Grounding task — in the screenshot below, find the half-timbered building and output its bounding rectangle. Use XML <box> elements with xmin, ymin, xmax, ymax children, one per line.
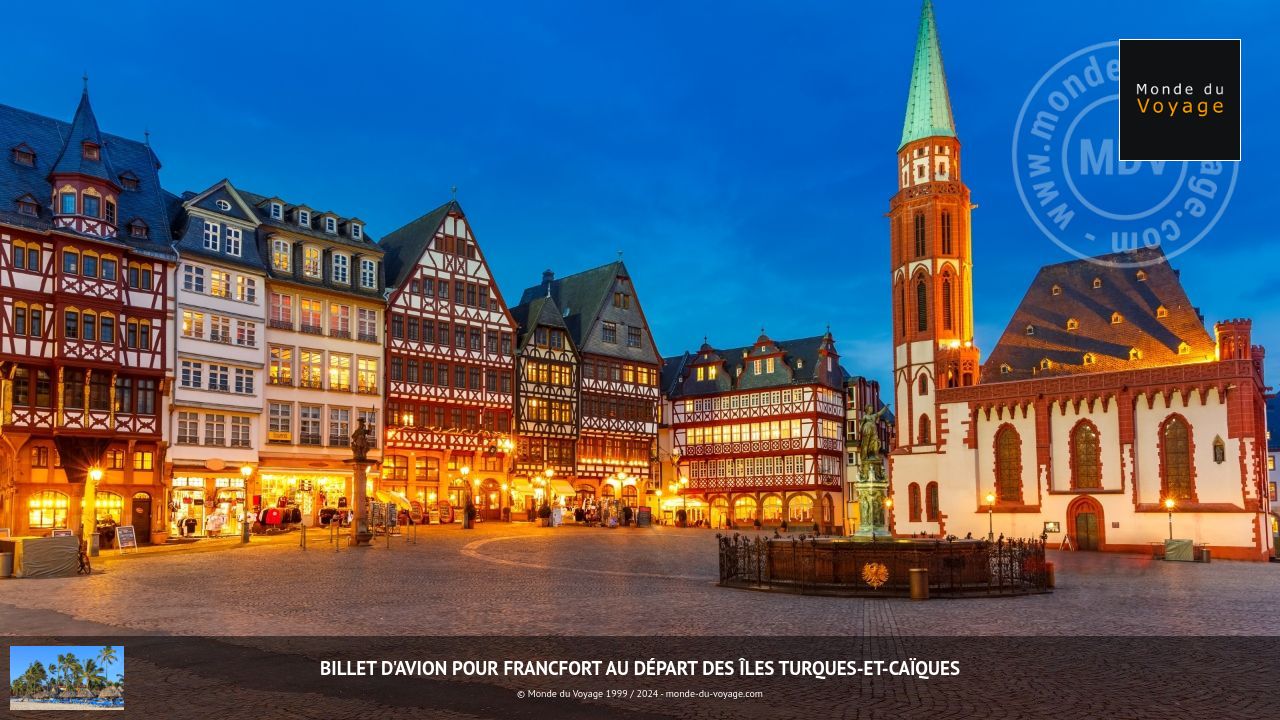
<box><xmin>165</xmin><ymin>180</ymin><xmax>267</xmax><ymax>537</ymax></box>
<box><xmin>517</xmin><ymin>262</ymin><xmax>661</xmax><ymax>509</ymax></box>
<box><xmin>510</xmin><ymin>288</ymin><xmax>579</xmax><ymax>512</ymax></box>
<box><xmin>662</xmin><ymin>332</ymin><xmax>846</xmax><ymax>531</ymax></box>
<box><xmin>886</xmin><ymin>1</ymin><xmax>1272</xmax><ymax>559</ymax></box>
<box><xmin>251</xmin><ymin>190</ymin><xmax>384</xmax><ymax>525</ymax></box>
<box><xmin>379</xmin><ymin>201</ymin><xmax>516</xmax><ymax>520</ymax></box>
<box><xmin>0</xmin><ymin>89</ymin><xmax>175</xmax><ymax>542</ymax></box>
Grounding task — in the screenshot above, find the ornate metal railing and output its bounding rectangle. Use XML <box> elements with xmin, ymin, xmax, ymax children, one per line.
<box><xmin>716</xmin><ymin>534</ymin><xmax>1049</xmax><ymax>597</ymax></box>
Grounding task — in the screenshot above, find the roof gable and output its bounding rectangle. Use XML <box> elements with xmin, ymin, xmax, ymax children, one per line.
<box><xmin>379</xmin><ymin>201</ymin><xmax>454</xmax><ymax>291</ymax></box>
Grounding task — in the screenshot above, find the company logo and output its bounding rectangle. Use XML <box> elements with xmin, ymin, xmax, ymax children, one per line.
<box><xmin>1012</xmin><ymin>42</ymin><xmax>1237</xmax><ymax>268</ymax></box>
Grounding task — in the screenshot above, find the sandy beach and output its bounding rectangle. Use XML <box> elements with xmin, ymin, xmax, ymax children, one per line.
<box><xmin>9</xmin><ymin>700</ymin><xmax>123</xmax><ymax>711</ymax></box>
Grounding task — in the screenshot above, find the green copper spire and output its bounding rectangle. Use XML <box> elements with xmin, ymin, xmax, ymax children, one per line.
<box><xmin>899</xmin><ymin>0</ymin><xmax>956</xmax><ymax>150</ymax></box>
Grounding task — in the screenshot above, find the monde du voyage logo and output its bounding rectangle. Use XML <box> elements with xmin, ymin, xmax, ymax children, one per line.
<box><xmin>1013</xmin><ymin>40</ymin><xmax>1240</xmax><ymax>268</ymax></box>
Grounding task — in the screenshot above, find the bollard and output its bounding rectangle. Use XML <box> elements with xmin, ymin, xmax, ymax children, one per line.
<box><xmin>909</xmin><ymin>568</ymin><xmax>929</xmax><ymax>600</ymax></box>
<box><xmin>299</xmin><ymin>525</ymin><xmax>307</xmax><ymax>551</ymax></box>
<box><xmin>1045</xmin><ymin>561</ymin><xmax>1055</xmax><ymax>588</ymax></box>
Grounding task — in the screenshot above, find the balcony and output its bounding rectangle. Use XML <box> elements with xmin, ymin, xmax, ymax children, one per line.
<box><xmin>299</xmin><ymin>434</ymin><xmax>323</xmax><ymax>446</ymax></box>
<box><xmin>299</xmin><ymin>377</ymin><xmax>324</xmax><ymax>390</ymax></box>
<box><xmin>330</xmin><ymin>329</ymin><xmax>351</xmax><ymax>340</ymax></box>
<box><xmin>358</xmin><ymin>332</ymin><xmax>378</xmax><ymax>343</ymax></box>
<box><xmin>268</xmin><ymin>319</ymin><xmax>294</xmax><ymax>331</ymax></box>
<box><xmin>328</xmin><ymin>436</ymin><xmax>351</xmax><ymax>447</ymax></box>
<box><xmin>209</xmin><ymin>332</ymin><xmax>232</xmax><ymax>345</ymax></box>
<box><xmin>357</xmin><ymin>384</ymin><xmax>379</xmax><ymax>395</ymax></box>
<box><xmin>300</xmin><ymin>324</ymin><xmax>324</xmax><ymax>336</ymax></box>
<box><xmin>268</xmin><ymin>376</ymin><xmax>294</xmax><ymax>386</ymax></box>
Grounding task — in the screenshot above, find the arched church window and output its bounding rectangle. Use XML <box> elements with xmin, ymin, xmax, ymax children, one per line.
<box><xmin>941</xmin><ymin>274</ymin><xmax>954</xmax><ymax>330</ymax></box>
<box><xmin>1070</xmin><ymin>421</ymin><xmax>1101</xmax><ymax>489</ymax></box>
<box><xmin>914</xmin><ymin>213</ymin><xmax>926</xmax><ymax>257</ymax></box>
<box><xmin>1161</xmin><ymin>415</ymin><xmax>1194</xmax><ymax>500</ymax></box>
<box><xmin>916</xmin><ymin>280</ymin><xmax>928</xmax><ymax>332</ymax></box>
<box><xmin>995</xmin><ymin>425</ymin><xmax>1022</xmax><ymax>502</ymax></box>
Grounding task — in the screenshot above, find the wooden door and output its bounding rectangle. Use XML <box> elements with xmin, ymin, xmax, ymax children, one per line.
<box><xmin>131</xmin><ymin>492</ymin><xmax>151</xmax><ymax>544</ymax></box>
<box><xmin>1076</xmin><ymin>512</ymin><xmax>1099</xmax><ymax>551</ymax></box>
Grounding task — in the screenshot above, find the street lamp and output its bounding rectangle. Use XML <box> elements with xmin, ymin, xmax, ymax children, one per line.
<box><xmin>460</xmin><ymin>466</ymin><xmax>473</xmax><ymax>530</ymax></box>
<box><xmin>679</xmin><ymin>474</ymin><xmax>689</xmax><ymax>518</ymax></box>
<box><xmin>83</xmin><ymin>466</ymin><xmax>104</xmax><ymax>553</ymax></box>
<box><xmin>542</xmin><ymin>468</ymin><xmax>555</xmax><ymax>507</ymax></box>
<box><xmin>240</xmin><ymin>465</ymin><xmax>254</xmax><ymax>544</ymax></box>
<box><xmin>985</xmin><ymin>492</ymin><xmax>996</xmax><ymax>540</ymax></box>
<box><xmin>1164</xmin><ymin>497</ymin><xmax>1176</xmax><ymax>540</ymax></box>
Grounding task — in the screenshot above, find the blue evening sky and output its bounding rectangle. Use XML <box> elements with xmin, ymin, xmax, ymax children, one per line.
<box><xmin>2</xmin><ymin>1</ymin><xmax>1274</xmax><ymax>391</ymax></box>
<box><xmin>9</xmin><ymin>646</ymin><xmax>123</xmax><ymax>683</ymax></box>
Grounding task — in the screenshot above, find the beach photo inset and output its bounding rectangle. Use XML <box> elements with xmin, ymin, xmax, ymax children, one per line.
<box><xmin>8</xmin><ymin>646</ymin><xmax>124</xmax><ymax>712</ymax></box>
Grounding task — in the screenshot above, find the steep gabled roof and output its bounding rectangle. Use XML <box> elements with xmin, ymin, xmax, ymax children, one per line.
<box><xmin>517</xmin><ymin>260</ymin><xmax>625</xmax><ymax>349</ymax></box>
<box><xmin>900</xmin><ymin>0</ymin><xmax>956</xmax><ymax>149</ymax></box>
<box><xmin>379</xmin><ymin>200</ymin><xmax>455</xmax><ymax>291</ymax></box>
<box><xmin>510</xmin><ymin>293</ymin><xmax>573</xmax><ymax>350</ymax></box>
<box><xmin>51</xmin><ymin>90</ymin><xmax>118</xmax><ymax>183</ymax></box>
<box><xmin>0</xmin><ymin>94</ymin><xmax>174</xmax><ymax>259</ymax></box>
<box><xmin>982</xmin><ymin>247</ymin><xmax>1217</xmax><ymax>383</ymax></box>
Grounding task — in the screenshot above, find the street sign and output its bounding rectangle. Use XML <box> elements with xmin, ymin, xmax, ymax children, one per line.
<box><xmin>51</xmin><ymin>529</ymin><xmax>74</xmax><ymax>537</ymax></box>
<box><xmin>116</xmin><ymin>526</ymin><xmax>138</xmax><ymax>554</ymax></box>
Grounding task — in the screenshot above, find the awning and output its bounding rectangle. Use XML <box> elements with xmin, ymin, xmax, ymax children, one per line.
<box><xmin>551</xmin><ymin>480</ymin><xmax>576</xmax><ymax>496</ymax></box>
<box><xmin>511</xmin><ymin>478</ymin><xmax>534</xmax><ymax>493</ymax></box>
<box><xmin>372</xmin><ymin>490</ymin><xmax>410</xmax><ymax>507</ymax></box>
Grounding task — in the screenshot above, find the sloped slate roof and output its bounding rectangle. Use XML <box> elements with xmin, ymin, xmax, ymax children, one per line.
<box><xmin>664</xmin><ymin>335</ymin><xmax>837</xmax><ymax>398</ymax></box>
<box><xmin>51</xmin><ymin>91</ymin><xmax>117</xmax><ymax>182</ymax></box>
<box><xmin>511</xmin><ymin>294</ymin><xmax>572</xmax><ymax>350</ymax></box>
<box><xmin>982</xmin><ymin>247</ymin><xmax>1216</xmax><ymax>383</ymax></box>
<box><xmin>379</xmin><ymin>200</ymin><xmax>455</xmax><ymax>291</ymax></box>
<box><xmin>0</xmin><ymin>96</ymin><xmax>174</xmax><ymax>259</ymax></box>
<box><xmin>517</xmin><ymin>261</ymin><xmax>624</xmax><ymax>349</ymax></box>
<box><xmin>237</xmin><ymin>189</ymin><xmax>381</xmax><ymax>254</ymax></box>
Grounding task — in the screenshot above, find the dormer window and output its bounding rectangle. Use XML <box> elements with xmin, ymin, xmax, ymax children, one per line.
<box><xmin>303</xmin><ymin>246</ymin><xmax>321</xmax><ymax>278</ymax></box>
<box><xmin>1092</xmin><ymin>277</ymin><xmax>1103</xmax><ymax>289</ymax></box>
<box><xmin>359</xmin><ymin>258</ymin><xmax>376</xmax><ymax>289</ymax></box>
<box><xmin>1129</xmin><ymin>348</ymin><xmax>1143</xmax><ymax>361</ymax></box>
<box><xmin>271</xmin><ymin>238</ymin><xmax>291</xmax><ymax>272</ymax></box>
<box><xmin>1051</xmin><ymin>284</ymin><xmax>1062</xmax><ymax>296</ymax></box>
<box><xmin>16</xmin><ymin>195</ymin><xmax>38</xmax><ymax>217</ymax></box>
<box><xmin>1136</xmin><ymin>270</ymin><xmax>1147</xmax><ymax>282</ymax></box>
<box><xmin>1040</xmin><ymin>358</ymin><xmax>1051</xmax><ymax>370</ymax></box>
<box><xmin>118</xmin><ymin>172</ymin><xmax>139</xmax><ymax>191</ymax></box>
<box><xmin>269</xmin><ymin>202</ymin><xmax>283</xmax><ymax>220</ymax></box>
<box><xmin>1111</xmin><ymin>312</ymin><xmax>1123</xmax><ymax>324</ymax></box>
<box><xmin>297</xmin><ymin>209</ymin><xmax>311</xmax><ymax>227</ymax></box>
<box><xmin>11</xmin><ymin>144</ymin><xmax>35</xmax><ymax>166</ymax></box>
<box><xmin>1025</xmin><ymin>325</ymin><xmax>1035</xmax><ymax>336</ymax></box>
<box><xmin>1000</xmin><ymin>364</ymin><xmax>1012</xmax><ymax>374</ymax></box>
<box><xmin>332</xmin><ymin>254</ymin><xmax>349</xmax><ymax>284</ymax></box>
<box><xmin>82</xmin><ymin>142</ymin><xmax>100</xmax><ymax>161</ymax></box>
<box><xmin>128</xmin><ymin>219</ymin><xmax>149</xmax><ymax>239</ymax></box>
<box><xmin>1066</xmin><ymin>318</ymin><xmax>1079</xmax><ymax>331</ymax></box>
<box><xmin>324</xmin><ymin>217</ymin><xmax>337</xmax><ymax>234</ymax></box>
<box><xmin>1156</xmin><ymin>305</ymin><xmax>1169</xmax><ymax>319</ymax></box>
<box><xmin>1178</xmin><ymin>342</ymin><xmax>1191</xmax><ymax>355</ymax></box>
<box><xmin>351</xmin><ymin>223</ymin><xmax>363</xmax><ymax>240</ymax></box>
<box><xmin>216</xmin><ymin>199</ymin><xmax>231</xmax><ymax>212</ymax></box>
<box><xmin>1082</xmin><ymin>352</ymin><xmax>1096</xmax><ymax>365</ymax></box>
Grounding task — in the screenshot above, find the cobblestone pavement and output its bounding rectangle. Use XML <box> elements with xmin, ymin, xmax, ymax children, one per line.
<box><xmin>2</xmin><ymin>524</ymin><xmax>1278</xmax><ymax>719</ymax></box>
<box><xmin>1</xmin><ymin>523</ymin><xmax>1277</xmax><ymax>637</ymax></box>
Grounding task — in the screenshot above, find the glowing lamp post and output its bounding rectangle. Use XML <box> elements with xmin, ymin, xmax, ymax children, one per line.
<box><xmin>986</xmin><ymin>492</ymin><xmax>996</xmax><ymax>540</ymax></box>
<box><xmin>1164</xmin><ymin>497</ymin><xmax>1176</xmax><ymax>540</ymax></box>
<box><xmin>240</xmin><ymin>465</ymin><xmax>254</xmax><ymax>544</ymax></box>
<box><xmin>83</xmin><ymin>466</ymin><xmax>103</xmax><ymax>555</ymax></box>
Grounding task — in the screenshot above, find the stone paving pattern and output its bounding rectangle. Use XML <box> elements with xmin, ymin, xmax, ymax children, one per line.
<box><xmin>2</xmin><ymin>523</ymin><xmax>1278</xmax><ymax>719</ymax></box>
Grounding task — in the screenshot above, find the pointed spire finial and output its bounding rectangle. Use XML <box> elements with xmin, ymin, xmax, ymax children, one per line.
<box><xmin>144</xmin><ymin>127</ymin><xmax>151</xmax><ymax>146</ymax></box>
<box><xmin>450</xmin><ymin>185</ymin><xmax>457</xmax><ymax>200</ymax></box>
<box><xmin>82</xmin><ymin>72</ymin><xmax>89</xmax><ymax>94</ymax></box>
<box><xmin>900</xmin><ymin>0</ymin><xmax>956</xmax><ymax>150</ymax></box>
<box><xmin>617</xmin><ymin>249</ymin><xmax>623</xmax><ymax>260</ymax></box>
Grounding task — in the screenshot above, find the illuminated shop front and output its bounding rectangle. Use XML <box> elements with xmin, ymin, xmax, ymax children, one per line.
<box><xmin>256</xmin><ymin>472</ymin><xmax>353</xmax><ymax>526</ymax></box>
<box><xmin>169</xmin><ymin>476</ymin><xmax>247</xmax><ymax>537</ymax></box>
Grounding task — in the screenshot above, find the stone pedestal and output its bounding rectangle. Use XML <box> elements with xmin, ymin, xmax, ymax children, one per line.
<box><xmin>345</xmin><ymin>459</ymin><xmax>377</xmax><ymax>546</ymax></box>
<box><xmin>852</xmin><ymin>480</ymin><xmax>891</xmax><ymax>539</ymax></box>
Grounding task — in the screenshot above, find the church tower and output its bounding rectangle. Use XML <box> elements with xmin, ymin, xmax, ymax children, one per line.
<box><xmin>890</xmin><ymin>0</ymin><xmax>978</xmax><ymax>452</ymax></box>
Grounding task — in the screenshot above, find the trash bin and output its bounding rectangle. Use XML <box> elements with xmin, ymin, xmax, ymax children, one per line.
<box><xmin>1199</xmin><ymin>547</ymin><xmax>1211</xmax><ymax>563</ymax></box>
<box><xmin>88</xmin><ymin>532</ymin><xmax>100</xmax><ymax>558</ymax></box>
<box><xmin>908</xmin><ymin>568</ymin><xmax>929</xmax><ymax>600</ymax></box>
<box><xmin>0</xmin><ymin>552</ymin><xmax>13</xmax><ymax>578</ymax></box>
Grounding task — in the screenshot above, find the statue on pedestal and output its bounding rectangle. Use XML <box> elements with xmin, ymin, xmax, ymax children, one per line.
<box><xmin>351</xmin><ymin>418</ymin><xmax>371</xmax><ymax>463</ymax></box>
<box><xmin>852</xmin><ymin>405</ymin><xmax>890</xmax><ymax>539</ymax></box>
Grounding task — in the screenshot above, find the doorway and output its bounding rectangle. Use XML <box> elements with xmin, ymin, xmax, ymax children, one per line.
<box><xmin>131</xmin><ymin>492</ymin><xmax>151</xmax><ymax>544</ymax></box>
<box><xmin>1068</xmin><ymin>496</ymin><xmax>1104</xmax><ymax>551</ymax></box>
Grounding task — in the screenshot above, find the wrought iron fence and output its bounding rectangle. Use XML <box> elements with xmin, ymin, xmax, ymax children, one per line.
<box><xmin>717</xmin><ymin>534</ymin><xmax>1049</xmax><ymax>597</ymax></box>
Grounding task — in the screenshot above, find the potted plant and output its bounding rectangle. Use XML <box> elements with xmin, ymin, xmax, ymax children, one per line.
<box><xmin>675</xmin><ymin>508</ymin><xmax>687</xmax><ymax>528</ymax></box>
<box><xmin>537</xmin><ymin>504</ymin><xmax>552</xmax><ymax>527</ymax></box>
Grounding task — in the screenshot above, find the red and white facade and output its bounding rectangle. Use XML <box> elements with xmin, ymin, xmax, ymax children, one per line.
<box><xmin>380</xmin><ymin>201</ymin><xmax>516</xmax><ymax>519</ymax></box>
